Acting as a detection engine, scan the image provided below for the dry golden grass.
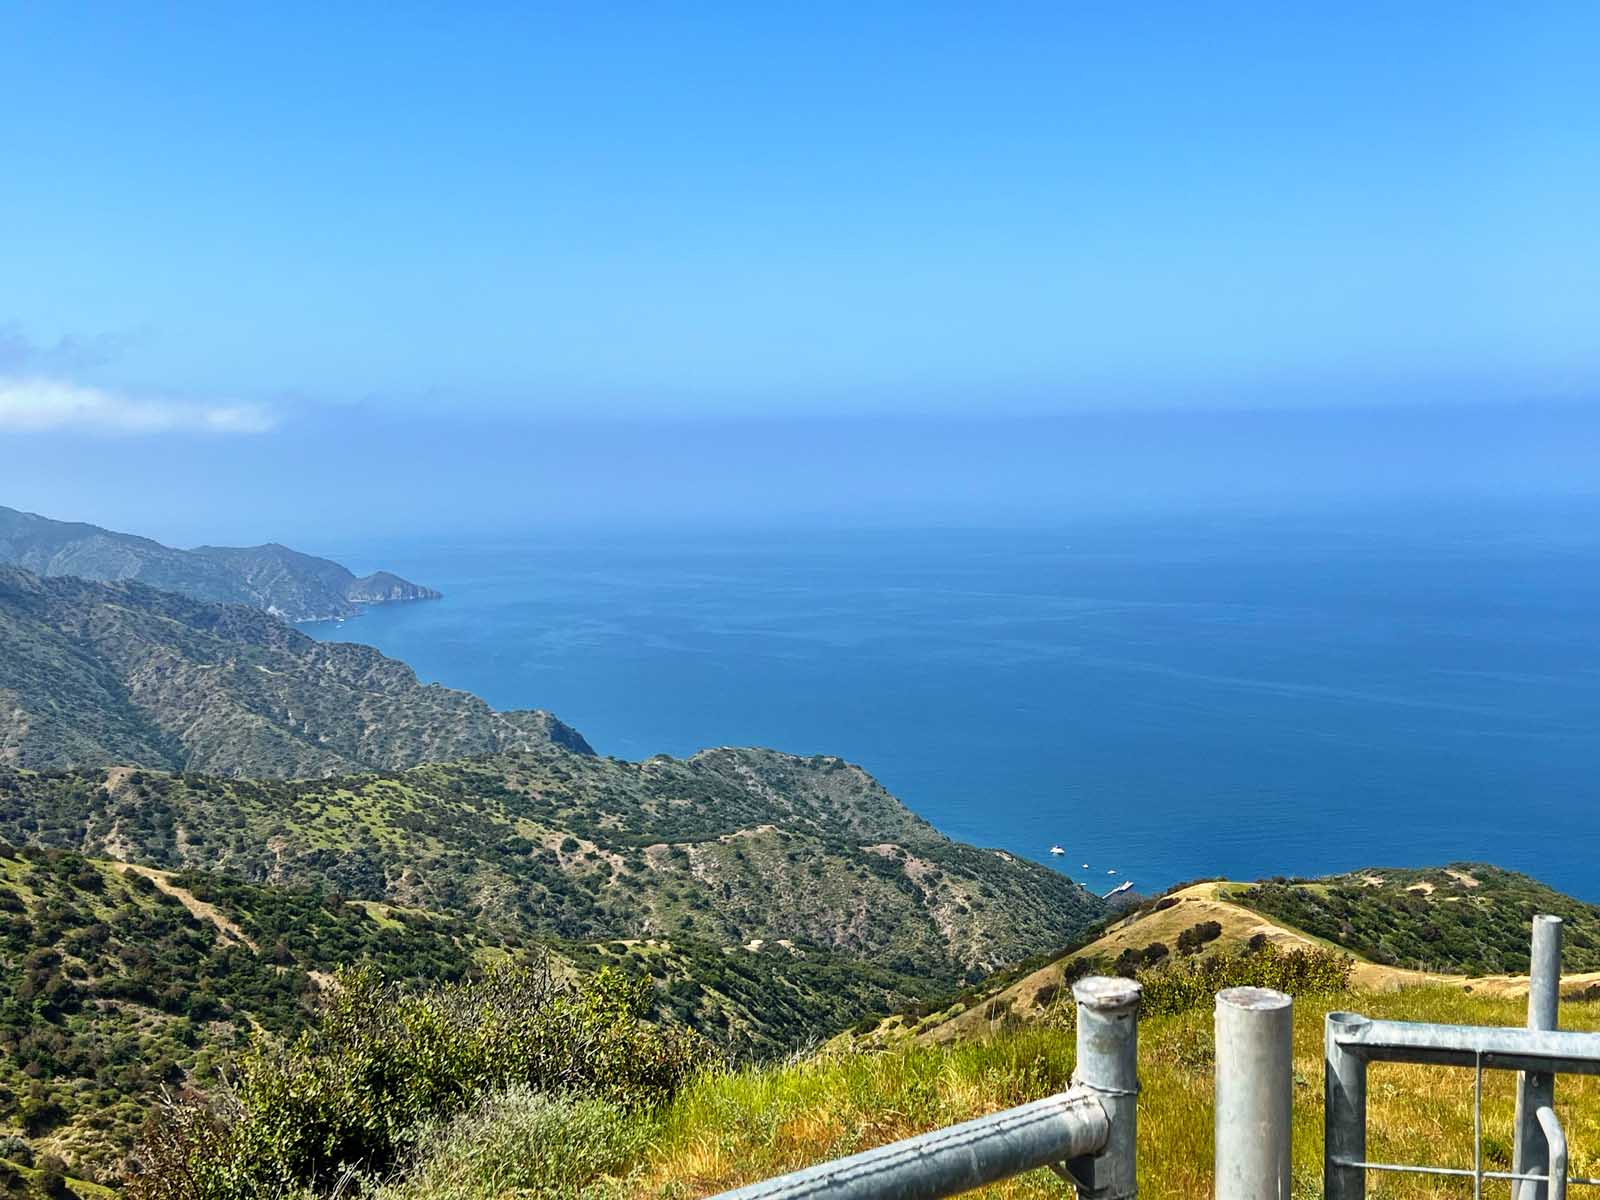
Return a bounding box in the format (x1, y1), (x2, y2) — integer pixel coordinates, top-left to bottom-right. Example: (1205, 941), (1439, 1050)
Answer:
(894, 886), (1600, 1049)
(625, 987), (1600, 1199)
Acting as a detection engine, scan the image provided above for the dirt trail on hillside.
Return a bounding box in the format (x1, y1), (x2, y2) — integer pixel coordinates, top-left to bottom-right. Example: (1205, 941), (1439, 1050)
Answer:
(1161, 883), (1600, 997)
(120, 863), (260, 951)
(907, 882), (1600, 1045)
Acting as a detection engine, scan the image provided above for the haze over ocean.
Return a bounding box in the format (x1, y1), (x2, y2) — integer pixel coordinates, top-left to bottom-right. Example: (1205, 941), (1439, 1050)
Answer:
(308, 495), (1600, 901)
(7, 4), (1599, 901)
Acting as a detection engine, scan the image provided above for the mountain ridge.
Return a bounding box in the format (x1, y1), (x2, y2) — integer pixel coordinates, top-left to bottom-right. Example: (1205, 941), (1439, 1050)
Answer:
(847, 863), (1600, 1048)
(0, 564), (589, 776)
(0, 749), (1105, 978)
(0, 505), (439, 622)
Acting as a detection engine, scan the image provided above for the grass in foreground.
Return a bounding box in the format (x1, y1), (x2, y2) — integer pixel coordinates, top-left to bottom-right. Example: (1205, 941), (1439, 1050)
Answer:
(387, 987), (1600, 1200)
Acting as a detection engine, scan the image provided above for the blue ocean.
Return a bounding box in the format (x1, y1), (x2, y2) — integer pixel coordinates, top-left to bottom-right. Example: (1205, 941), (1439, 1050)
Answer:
(308, 499), (1600, 900)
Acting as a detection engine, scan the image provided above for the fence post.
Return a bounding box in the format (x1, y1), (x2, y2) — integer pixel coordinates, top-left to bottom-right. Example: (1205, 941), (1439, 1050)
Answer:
(1325, 1011), (1370, 1200)
(1515, 914), (1564, 1200)
(1215, 987), (1293, 1200)
(1066, 976), (1141, 1199)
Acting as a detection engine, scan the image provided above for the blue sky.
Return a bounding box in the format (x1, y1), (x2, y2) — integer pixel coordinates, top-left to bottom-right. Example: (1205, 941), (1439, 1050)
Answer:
(2, 3), (1598, 538)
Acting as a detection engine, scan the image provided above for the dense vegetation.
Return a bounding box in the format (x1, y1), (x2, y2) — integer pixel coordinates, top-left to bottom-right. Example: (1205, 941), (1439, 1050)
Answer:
(0, 843), (508, 1178)
(0, 505), (438, 622)
(557, 938), (937, 1055)
(1101, 942), (1351, 1018)
(962, 940), (1351, 1033)
(0, 565), (588, 777)
(0, 841), (969, 1178)
(126, 964), (708, 1200)
(0, 754), (1104, 980)
(1237, 864), (1600, 974)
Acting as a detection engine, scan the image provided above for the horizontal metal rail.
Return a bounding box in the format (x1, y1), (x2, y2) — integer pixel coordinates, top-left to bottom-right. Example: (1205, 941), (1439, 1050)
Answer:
(710, 975), (1142, 1200)
(1328, 1013), (1600, 1075)
(1326, 917), (1593, 1199)
(708, 1089), (1109, 1200)
(1331, 1160), (1595, 1187)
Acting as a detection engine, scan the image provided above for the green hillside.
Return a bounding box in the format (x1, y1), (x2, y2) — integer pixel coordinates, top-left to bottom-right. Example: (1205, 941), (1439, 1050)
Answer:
(0, 750), (1105, 980)
(0, 843), (503, 1178)
(1235, 863), (1600, 974)
(0, 505), (438, 622)
(0, 565), (588, 776)
(0, 842), (963, 1178)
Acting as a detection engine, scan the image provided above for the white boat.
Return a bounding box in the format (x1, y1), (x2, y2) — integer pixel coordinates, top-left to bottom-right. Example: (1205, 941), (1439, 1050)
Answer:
(1107, 868), (1117, 875)
(1082, 863), (1090, 869)
(1050, 845), (1065, 856)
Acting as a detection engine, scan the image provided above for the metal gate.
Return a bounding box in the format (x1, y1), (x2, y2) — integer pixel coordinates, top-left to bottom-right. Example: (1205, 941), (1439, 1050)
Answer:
(1324, 915), (1600, 1200)
(708, 914), (1599, 1200)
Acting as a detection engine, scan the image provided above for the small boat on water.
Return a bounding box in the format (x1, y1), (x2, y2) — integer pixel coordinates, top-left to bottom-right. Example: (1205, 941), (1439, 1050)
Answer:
(1082, 863), (1089, 869)
(1106, 868), (1117, 875)
(1050, 845), (1065, 856)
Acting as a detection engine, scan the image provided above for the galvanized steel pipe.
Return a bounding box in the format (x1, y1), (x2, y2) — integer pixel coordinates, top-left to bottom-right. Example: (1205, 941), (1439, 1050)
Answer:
(1328, 1017), (1600, 1076)
(1516, 915), (1563, 1200)
(1215, 987), (1292, 1200)
(1536, 1106), (1567, 1200)
(707, 974), (1141, 1200)
(707, 1089), (1111, 1200)
(1324, 1011), (1370, 1200)
(1069, 975), (1143, 1200)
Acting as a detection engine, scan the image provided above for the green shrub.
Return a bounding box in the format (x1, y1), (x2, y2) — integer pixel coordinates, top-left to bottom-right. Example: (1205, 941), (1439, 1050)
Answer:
(33, 1157), (71, 1200)
(377, 1086), (647, 1200)
(1138, 945), (1352, 1017)
(1175, 920), (1223, 954)
(0, 1137), (32, 1167)
(126, 959), (708, 1200)
(1049, 945), (1352, 1026)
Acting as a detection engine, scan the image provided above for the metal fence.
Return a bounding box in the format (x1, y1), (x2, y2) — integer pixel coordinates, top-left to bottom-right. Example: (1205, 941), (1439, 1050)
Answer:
(1324, 914), (1600, 1200)
(710, 916), (1598, 1200)
(710, 976), (1142, 1200)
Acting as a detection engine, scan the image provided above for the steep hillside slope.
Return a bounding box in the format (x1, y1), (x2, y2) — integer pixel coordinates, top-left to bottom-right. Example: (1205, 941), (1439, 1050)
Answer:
(0, 505), (438, 621)
(0, 843), (497, 1178)
(1236, 864), (1600, 973)
(863, 866), (1600, 1046)
(0, 842), (954, 1177)
(0, 749), (1106, 980)
(0, 566), (589, 775)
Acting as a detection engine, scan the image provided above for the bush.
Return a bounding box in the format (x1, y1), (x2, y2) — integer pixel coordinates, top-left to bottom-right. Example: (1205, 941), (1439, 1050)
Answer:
(127, 959), (709, 1199)
(1175, 921), (1223, 954)
(377, 1086), (647, 1200)
(33, 1156), (71, 1199)
(0, 1137), (31, 1167)
(1048, 945), (1352, 1025)
(1138, 945), (1352, 1017)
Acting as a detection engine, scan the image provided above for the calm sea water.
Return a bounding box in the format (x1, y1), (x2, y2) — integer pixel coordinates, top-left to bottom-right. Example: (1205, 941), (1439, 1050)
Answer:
(308, 500), (1600, 900)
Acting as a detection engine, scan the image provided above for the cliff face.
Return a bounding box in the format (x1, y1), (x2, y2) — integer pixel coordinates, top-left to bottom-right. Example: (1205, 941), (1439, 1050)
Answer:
(0, 565), (587, 776)
(344, 569), (441, 605)
(0, 505), (439, 621)
(190, 544), (442, 619)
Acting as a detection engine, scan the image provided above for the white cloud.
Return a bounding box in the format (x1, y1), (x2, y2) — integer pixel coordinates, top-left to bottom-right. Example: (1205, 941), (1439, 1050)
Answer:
(0, 377), (275, 435)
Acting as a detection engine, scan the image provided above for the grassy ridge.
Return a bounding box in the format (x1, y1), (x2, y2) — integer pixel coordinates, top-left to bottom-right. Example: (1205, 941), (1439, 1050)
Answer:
(1236, 864), (1600, 974)
(386, 987), (1600, 1199)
